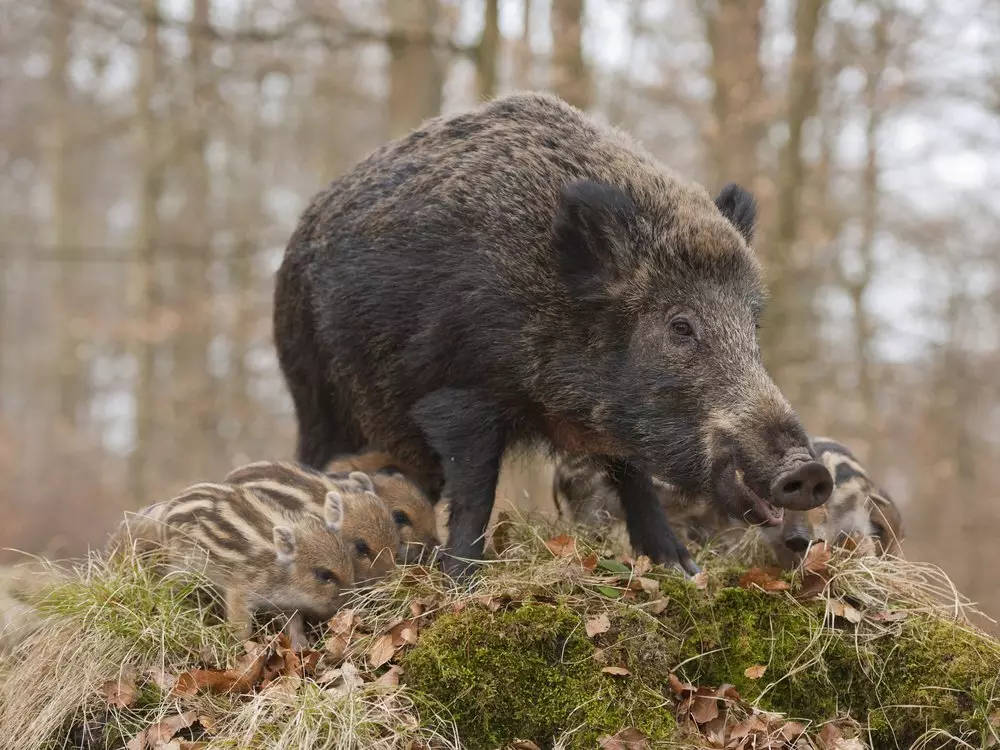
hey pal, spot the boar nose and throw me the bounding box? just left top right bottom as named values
left=771, top=461, right=832, bottom=510
left=783, top=532, right=812, bottom=554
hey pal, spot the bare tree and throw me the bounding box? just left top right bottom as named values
left=759, top=0, right=827, bottom=408
left=127, top=0, right=163, bottom=506
left=704, top=0, right=766, bottom=192
left=47, top=0, right=82, bottom=426
left=476, top=0, right=500, bottom=101
left=170, top=0, right=219, bottom=480
left=514, top=0, right=533, bottom=90
left=549, top=0, right=590, bottom=110
left=386, top=0, right=444, bottom=139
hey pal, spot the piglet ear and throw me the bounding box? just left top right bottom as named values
left=347, top=471, right=376, bottom=493
left=273, top=526, right=297, bottom=564
left=324, top=490, right=344, bottom=533
left=714, top=182, right=757, bottom=246
left=552, top=180, right=638, bottom=292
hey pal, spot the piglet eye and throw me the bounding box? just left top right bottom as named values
left=670, top=318, right=693, bottom=337
left=313, top=568, right=339, bottom=585
left=392, top=510, right=412, bottom=527
left=354, top=540, right=372, bottom=559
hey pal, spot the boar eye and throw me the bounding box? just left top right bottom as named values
left=670, top=318, right=694, bottom=337
left=392, top=510, right=412, bottom=527
left=313, top=568, right=339, bottom=585
left=354, top=539, right=373, bottom=559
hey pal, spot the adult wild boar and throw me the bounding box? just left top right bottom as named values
left=273, top=92, right=833, bottom=578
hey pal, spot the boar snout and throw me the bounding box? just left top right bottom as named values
left=771, top=460, right=832, bottom=512
left=779, top=511, right=814, bottom=554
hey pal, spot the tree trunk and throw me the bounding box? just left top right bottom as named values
left=48, top=0, right=82, bottom=427
left=758, top=0, right=827, bottom=408
left=386, top=0, right=444, bottom=139
left=476, top=0, right=500, bottom=101
left=514, top=0, right=533, bottom=90
left=549, top=0, right=590, bottom=111
left=847, top=9, right=890, bottom=467
left=128, top=0, right=163, bottom=506
left=705, top=0, right=766, bottom=192
left=171, top=0, right=218, bottom=480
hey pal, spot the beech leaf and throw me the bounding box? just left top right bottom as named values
left=601, top=665, right=631, bottom=676
left=585, top=613, right=612, bottom=638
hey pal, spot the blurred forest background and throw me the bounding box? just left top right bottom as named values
left=1, top=0, right=998, bottom=625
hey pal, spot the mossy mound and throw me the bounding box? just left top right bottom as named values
left=400, top=577, right=1000, bottom=749
left=403, top=603, right=676, bottom=748
left=1, top=519, right=998, bottom=750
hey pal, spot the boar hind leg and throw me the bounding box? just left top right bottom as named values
left=274, top=258, right=363, bottom=470
left=411, top=389, right=507, bottom=581
left=606, top=460, right=701, bottom=576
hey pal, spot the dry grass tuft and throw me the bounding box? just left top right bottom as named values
left=1, top=515, right=998, bottom=750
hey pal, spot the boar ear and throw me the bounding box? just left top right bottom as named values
left=714, top=183, right=757, bottom=246
left=553, top=180, right=638, bottom=286
left=273, top=526, right=297, bottom=563
left=347, top=471, right=376, bottom=493
left=324, top=490, right=344, bottom=533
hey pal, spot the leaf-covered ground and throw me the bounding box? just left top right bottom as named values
left=1, top=513, right=998, bottom=750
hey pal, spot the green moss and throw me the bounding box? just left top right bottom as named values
left=401, top=603, right=677, bottom=749
left=649, top=571, right=1000, bottom=746
left=33, top=553, right=231, bottom=662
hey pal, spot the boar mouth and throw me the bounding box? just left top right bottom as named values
left=734, top=468, right=784, bottom=527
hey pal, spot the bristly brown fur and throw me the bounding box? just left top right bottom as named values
left=273, top=91, right=830, bottom=578
left=111, top=481, right=355, bottom=648
left=223, top=460, right=401, bottom=585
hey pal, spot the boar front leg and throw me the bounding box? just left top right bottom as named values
left=224, top=587, right=255, bottom=641
left=411, top=388, right=507, bottom=581
left=605, top=459, right=701, bottom=576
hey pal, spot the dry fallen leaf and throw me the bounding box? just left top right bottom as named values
left=263, top=674, right=301, bottom=699
left=581, top=552, right=598, bottom=572
left=196, top=714, right=217, bottom=734
left=632, top=555, right=653, bottom=576
left=739, top=567, right=791, bottom=592
left=796, top=572, right=829, bottom=601
left=325, top=609, right=362, bottom=661
left=134, top=710, right=196, bottom=747
left=780, top=721, right=807, bottom=741
left=689, top=686, right=720, bottom=724
left=147, top=667, right=176, bottom=693
left=802, top=542, right=832, bottom=575
left=834, top=739, right=866, bottom=750
left=744, top=664, right=767, bottom=680
left=368, top=633, right=396, bottom=668
left=102, top=667, right=138, bottom=709
left=373, top=665, right=404, bottom=688
left=868, top=610, right=908, bottom=623
left=667, top=673, right=695, bottom=696
left=646, top=597, right=669, bottom=615
left=701, top=714, right=728, bottom=747
left=601, top=665, right=631, bottom=676
left=509, top=741, right=542, bottom=750
left=816, top=723, right=844, bottom=750
left=389, top=618, right=420, bottom=647
left=545, top=534, right=577, bottom=557
left=172, top=642, right=268, bottom=697
left=692, top=571, right=709, bottom=589
left=826, top=599, right=863, bottom=624
left=598, top=727, right=649, bottom=750
left=320, top=661, right=364, bottom=696
left=586, top=613, right=612, bottom=638
left=637, top=577, right=660, bottom=595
